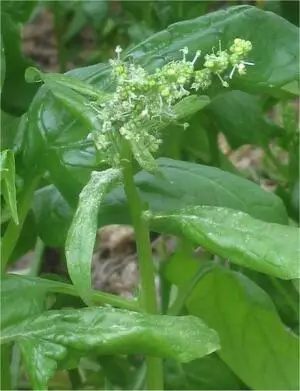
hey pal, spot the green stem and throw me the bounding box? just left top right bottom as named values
left=52, top=281, right=140, bottom=312
left=1, top=176, right=40, bottom=275
left=120, top=144, right=163, bottom=390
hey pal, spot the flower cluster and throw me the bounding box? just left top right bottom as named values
left=90, top=38, right=253, bottom=166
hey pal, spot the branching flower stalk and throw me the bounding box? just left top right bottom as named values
left=89, top=38, right=252, bottom=390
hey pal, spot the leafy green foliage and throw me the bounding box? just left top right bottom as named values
left=99, top=158, right=288, bottom=226
left=1, top=307, right=219, bottom=389
left=0, top=150, right=18, bottom=224
left=1, top=274, right=47, bottom=330
left=65, top=169, right=121, bottom=304
left=185, top=266, right=299, bottom=390
left=127, top=5, right=298, bottom=93
left=1, top=2, right=299, bottom=389
left=164, top=354, right=244, bottom=390
left=206, top=90, right=282, bottom=148
left=146, top=205, right=300, bottom=279
left=1, top=4, right=38, bottom=115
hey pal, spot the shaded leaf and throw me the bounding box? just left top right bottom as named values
left=100, top=158, right=288, bottom=226
left=164, top=354, right=243, bottom=390
left=207, top=90, right=282, bottom=148
left=1, top=15, right=38, bottom=115
left=1, top=274, right=47, bottom=330
left=186, top=266, right=299, bottom=390
left=127, top=5, right=298, bottom=93
left=33, top=185, right=73, bottom=247
left=1, top=0, right=36, bottom=23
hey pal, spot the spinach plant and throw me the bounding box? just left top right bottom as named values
left=1, top=2, right=299, bottom=390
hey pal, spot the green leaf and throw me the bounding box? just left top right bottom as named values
left=186, top=266, right=300, bottom=390
left=1, top=0, right=36, bottom=23
left=0, top=34, right=5, bottom=91
left=164, top=354, right=243, bottom=390
left=25, top=67, right=108, bottom=102
left=33, top=185, right=73, bottom=247
left=1, top=15, right=38, bottom=115
left=1, top=307, right=220, bottom=389
left=206, top=91, right=282, bottom=148
left=22, top=5, right=297, bottom=184
left=78, top=0, right=108, bottom=30
left=0, top=150, right=18, bottom=224
left=127, top=5, right=298, bottom=94
left=1, top=274, right=140, bottom=314
left=0, top=111, right=22, bottom=151
left=65, top=169, right=121, bottom=304
left=146, top=205, right=300, bottom=279
left=100, top=158, right=288, bottom=226
left=22, top=63, right=110, bottom=179
left=25, top=68, right=109, bottom=132
left=8, top=211, right=37, bottom=264
left=1, top=274, right=47, bottom=330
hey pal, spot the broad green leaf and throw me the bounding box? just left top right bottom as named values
left=186, top=266, right=299, bottom=390
left=0, top=150, right=18, bottom=224
left=1, top=274, right=140, bottom=317
left=8, top=211, right=37, bottom=265
left=164, top=354, right=243, bottom=390
left=65, top=169, right=121, bottom=304
left=1, top=307, right=220, bottom=389
left=21, top=64, right=110, bottom=180
left=100, top=158, right=288, bottom=226
left=25, top=67, right=109, bottom=102
left=0, top=111, right=22, bottom=151
left=1, top=274, right=47, bottom=330
left=127, top=5, right=298, bottom=94
left=292, top=279, right=300, bottom=294
left=33, top=185, right=73, bottom=247
left=32, top=157, right=289, bottom=247
left=1, top=0, right=36, bottom=23
left=242, top=270, right=299, bottom=330
left=22, top=6, right=297, bottom=188
left=206, top=91, right=282, bottom=148
left=146, top=205, right=300, bottom=279
left=77, top=0, right=108, bottom=30
left=25, top=67, right=108, bottom=132
left=1, top=15, right=38, bottom=115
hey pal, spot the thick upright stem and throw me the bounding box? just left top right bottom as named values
left=121, top=145, right=163, bottom=390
